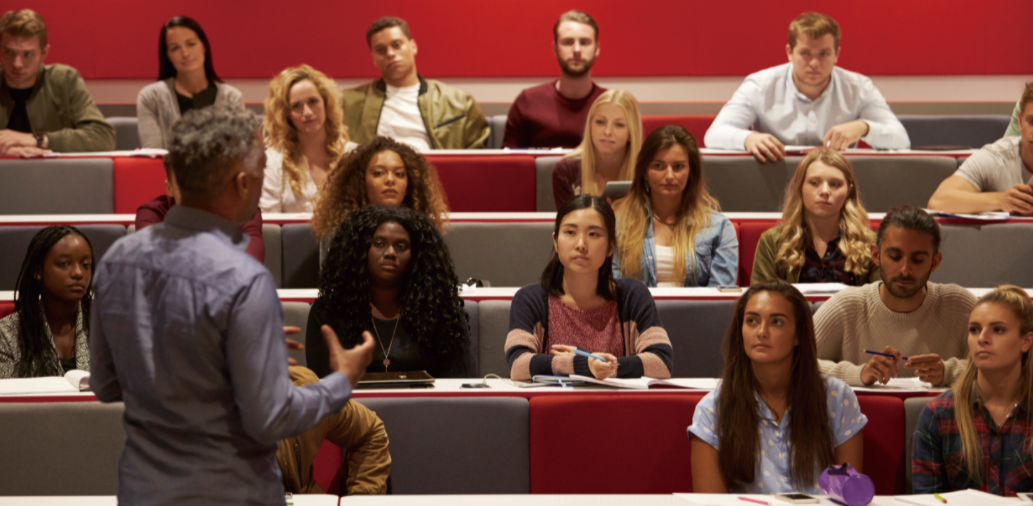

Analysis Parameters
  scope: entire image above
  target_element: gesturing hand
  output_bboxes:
[321,325,375,387]
[905,354,946,386]
[283,326,303,365]
[859,345,901,386]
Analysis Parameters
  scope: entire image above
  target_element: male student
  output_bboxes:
[927,82,1033,215]
[704,12,909,162]
[0,9,114,155]
[502,10,607,149]
[341,16,488,150]
[814,206,975,387]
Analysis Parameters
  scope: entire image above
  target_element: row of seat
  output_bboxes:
[0,153,967,215]
[0,392,936,496]
[3,216,1030,291]
[106,114,1011,152]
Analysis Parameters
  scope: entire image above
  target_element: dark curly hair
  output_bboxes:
[311,136,449,236]
[319,205,468,376]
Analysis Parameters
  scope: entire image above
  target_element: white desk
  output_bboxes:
[342,495,688,505]
[0,496,338,506]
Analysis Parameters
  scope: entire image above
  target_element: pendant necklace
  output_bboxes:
[371,313,401,372]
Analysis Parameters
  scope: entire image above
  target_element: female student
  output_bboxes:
[0,226,94,378]
[137,16,244,149]
[751,148,878,285]
[689,280,866,493]
[612,125,738,287]
[505,194,673,381]
[305,205,470,378]
[552,89,643,209]
[261,65,358,213]
[912,285,1033,495]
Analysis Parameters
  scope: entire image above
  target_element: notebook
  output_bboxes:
[0,370,91,395]
[895,489,1018,506]
[356,371,435,389]
[569,375,704,390]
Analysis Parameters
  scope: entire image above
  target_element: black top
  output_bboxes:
[304,297,470,379]
[5,86,33,133]
[59,355,77,374]
[175,81,218,115]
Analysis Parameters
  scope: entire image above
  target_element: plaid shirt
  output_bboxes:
[799,234,858,285]
[912,391,1033,495]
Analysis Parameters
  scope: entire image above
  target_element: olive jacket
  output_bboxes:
[750,224,881,286]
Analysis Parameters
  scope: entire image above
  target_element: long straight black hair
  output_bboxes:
[12,226,94,378]
[158,16,222,83]
[540,194,617,301]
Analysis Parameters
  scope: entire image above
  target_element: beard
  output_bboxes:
[557,55,595,78]
[881,271,930,299]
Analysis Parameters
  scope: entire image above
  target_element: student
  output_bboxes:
[704,12,909,162]
[137,16,244,150]
[689,280,866,493]
[306,205,470,379]
[341,16,488,150]
[503,10,608,149]
[612,125,738,287]
[815,206,975,387]
[505,194,672,381]
[912,285,1033,495]
[552,89,642,209]
[136,157,265,262]
[0,9,114,155]
[261,64,358,213]
[751,148,879,285]
[0,226,93,378]
[927,82,1033,215]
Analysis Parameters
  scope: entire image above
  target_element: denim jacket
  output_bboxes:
[613,204,739,287]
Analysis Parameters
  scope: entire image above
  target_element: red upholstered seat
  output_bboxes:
[312,440,343,495]
[857,395,906,494]
[737,220,780,286]
[529,394,703,494]
[113,158,167,214]
[424,155,536,212]
[641,116,716,147]
[0,301,14,319]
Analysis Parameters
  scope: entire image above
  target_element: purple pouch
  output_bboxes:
[819,463,874,506]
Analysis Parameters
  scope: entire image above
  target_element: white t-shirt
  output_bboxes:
[955,136,1031,192]
[260,141,358,213]
[376,83,432,152]
[654,244,678,287]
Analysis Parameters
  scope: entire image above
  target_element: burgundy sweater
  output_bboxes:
[501,81,606,148]
[135,195,266,262]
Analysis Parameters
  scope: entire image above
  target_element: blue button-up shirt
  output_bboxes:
[90,205,352,506]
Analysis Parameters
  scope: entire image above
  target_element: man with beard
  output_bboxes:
[341,16,489,150]
[813,206,975,387]
[502,10,606,148]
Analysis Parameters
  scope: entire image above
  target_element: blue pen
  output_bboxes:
[572,348,611,363]
[864,350,909,361]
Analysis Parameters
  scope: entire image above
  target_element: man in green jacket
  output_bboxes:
[342,16,489,150]
[0,9,115,156]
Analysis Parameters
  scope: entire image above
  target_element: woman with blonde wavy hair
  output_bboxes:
[611,125,738,287]
[552,89,642,209]
[260,64,357,213]
[912,285,1033,494]
[751,148,878,285]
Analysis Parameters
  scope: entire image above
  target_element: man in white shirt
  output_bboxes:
[928,82,1033,215]
[341,17,489,150]
[704,12,909,162]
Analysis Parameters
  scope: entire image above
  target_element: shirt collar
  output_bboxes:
[969,387,1030,416]
[164,205,248,252]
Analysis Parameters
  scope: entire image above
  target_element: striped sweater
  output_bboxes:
[505,278,673,380]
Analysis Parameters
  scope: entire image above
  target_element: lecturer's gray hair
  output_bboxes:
[165,105,262,198]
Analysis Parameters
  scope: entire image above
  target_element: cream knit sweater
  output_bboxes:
[814,282,976,386]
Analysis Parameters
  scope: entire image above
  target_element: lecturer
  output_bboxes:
[89,105,373,506]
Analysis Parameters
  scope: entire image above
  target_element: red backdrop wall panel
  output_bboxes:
[22,0,1033,79]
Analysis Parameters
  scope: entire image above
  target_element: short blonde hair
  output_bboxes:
[788,12,839,50]
[0,9,48,47]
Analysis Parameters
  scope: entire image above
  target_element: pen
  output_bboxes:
[933,493,947,504]
[864,350,909,361]
[738,497,770,506]
[572,348,611,363]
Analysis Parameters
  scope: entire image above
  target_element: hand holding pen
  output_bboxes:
[551,345,618,380]
[860,346,903,386]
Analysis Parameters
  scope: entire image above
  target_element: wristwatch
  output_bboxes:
[32,132,45,148]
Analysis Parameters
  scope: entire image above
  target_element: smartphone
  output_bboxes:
[774,493,820,504]
[717,285,742,293]
[602,181,632,200]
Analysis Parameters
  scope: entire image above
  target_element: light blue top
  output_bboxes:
[688,375,867,494]
[90,205,352,506]
[612,204,739,287]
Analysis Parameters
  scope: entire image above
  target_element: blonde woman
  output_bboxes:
[260,65,357,213]
[552,90,642,209]
[611,125,738,287]
[751,148,878,285]
[912,285,1033,495]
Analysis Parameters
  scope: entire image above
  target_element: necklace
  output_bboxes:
[652,215,675,227]
[370,314,401,372]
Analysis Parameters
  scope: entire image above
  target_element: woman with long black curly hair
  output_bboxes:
[0,225,94,378]
[305,205,470,378]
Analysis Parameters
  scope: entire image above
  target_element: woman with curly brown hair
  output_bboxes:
[260,64,356,213]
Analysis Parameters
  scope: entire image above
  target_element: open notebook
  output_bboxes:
[569,375,717,390]
[895,489,1018,506]
[0,370,91,395]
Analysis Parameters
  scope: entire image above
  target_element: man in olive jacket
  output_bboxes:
[342,16,488,150]
[0,9,115,155]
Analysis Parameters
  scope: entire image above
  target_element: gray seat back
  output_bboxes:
[0,225,127,290]
[656,299,735,378]
[904,397,933,493]
[445,222,554,287]
[478,300,513,377]
[848,156,957,212]
[536,156,562,212]
[488,115,507,149]
[282,223,320,289]
[262,224,283,287]
[356,397,529,494]
[0,402,126,495]
[108,116,141,151]
[705,156,793,212]
[464,300,480,377]
[0,159,114,214]
[899,115,1011,149]
[933,223,1033,287]
[282,301,312,367]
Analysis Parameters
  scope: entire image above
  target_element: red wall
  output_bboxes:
[23,0,1033,79]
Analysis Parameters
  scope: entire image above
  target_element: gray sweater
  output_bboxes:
[136,79,244,149]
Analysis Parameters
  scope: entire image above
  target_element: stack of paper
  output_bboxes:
[895,489,1019,506]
